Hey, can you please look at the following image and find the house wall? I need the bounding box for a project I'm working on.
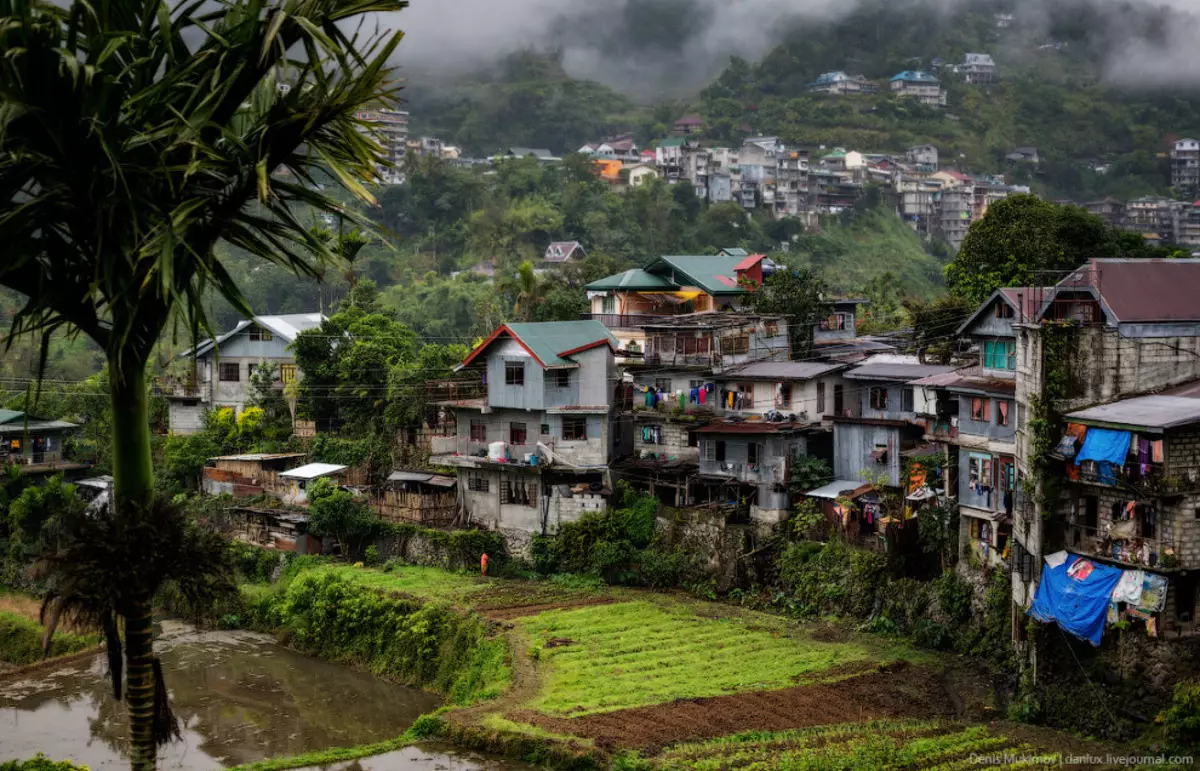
[198,330,297,411]
[1051,326,1200,412]
[450,407,610,467]
[633,418,701,461]
[955,393,1017,443]
[834,422,902,486]
[168,402,206,435]
[487,340,544,410]
[574,346,613,407]
[713,375,846,422]
[542,367,580,408]
[966,303,1020,337]
[858,381,918,423]
[700,434,802,509]
[458,467,544,542]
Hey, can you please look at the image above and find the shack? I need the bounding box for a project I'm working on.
[230,506,321,554]
[202,453,307,498]
[0,409,85,476]
[377,470,458,526]
[279,462,349,505]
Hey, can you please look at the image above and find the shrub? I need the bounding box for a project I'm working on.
[1158,679,1200,752]
[0,756,90,771]
[0,612,97,665]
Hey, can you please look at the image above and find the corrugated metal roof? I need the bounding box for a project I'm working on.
[696,422,812,434]
[806,480,872,499]
[0,409,23,425]
[211,453,307,462]
[184,313,325,358]
[503,321,618,367]
[844,356,956,382]
[909,370,1016,395]
[649,255,746,295]
[280,462,348,480]
[387,470,456,487]
[1055,259,1200,323]
[1065,394,1200,430]
[724,362,845,381]
[0,419,79,433]
[585,269,676,292]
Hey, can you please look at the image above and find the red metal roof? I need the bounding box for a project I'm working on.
[997,287,1052,322]
[734,254,766,271]
[1058,259,1200,323]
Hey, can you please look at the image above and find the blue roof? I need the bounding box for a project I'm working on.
[891,70,939,83]
[812,71,847,85]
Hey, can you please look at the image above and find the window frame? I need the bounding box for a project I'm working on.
[901,386,915,413]
[834,384,844,415]
[653,378,672,392]
[504,361,525,387]
[280,364,297,384]
[470,419,487,443]
[817,381,826,414]
[562,417,588,441]
[510,422,528,446]
[219,362,240,382]
[971,397,991,423]
[552,370,570,388]
[467,475,489,493]
[997,400,1011,427]
[869,386,888,411]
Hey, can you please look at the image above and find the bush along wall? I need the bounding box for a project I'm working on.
[247,569,509,705]
[0,611,99,666]
[372,524,508,574]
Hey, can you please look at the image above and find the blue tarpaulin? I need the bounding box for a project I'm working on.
[1029,554,1124,646]
[1076,428,1131,466]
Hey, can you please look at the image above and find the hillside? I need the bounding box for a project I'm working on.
[409,0,1200,201]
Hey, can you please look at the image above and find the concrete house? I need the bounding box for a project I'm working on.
[165,313,325,435]
[0,410,82,476]
[430,321,620,546]
[696,422,818,524]
[960,53,997,84]
[714,362,850,424]
[906,144,939,172]
[672,114,704,135]
[808,71,878,95]
[1171,138,1200,198]
[889,71,946,106]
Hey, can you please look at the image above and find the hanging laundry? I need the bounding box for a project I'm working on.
[689,388,698,404]
[679,392,686,410]
[1138,437,1151,477]
[1137,573,1169,613]
[645,389,655,408]
[698,387,706,405]
[1111,569,1145,605]
[1151,439,1164,463]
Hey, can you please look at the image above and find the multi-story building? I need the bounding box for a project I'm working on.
[959,53,997,84]
[905,144,939,172]
[1123,196,1174,243]
[1172,200,1200,248]
[1171,138,1200,198]
[1084,197,1126,228]
[164,313,324,434]
[429,321,622,546]
[895,175,938,233]
[936,186,974,250]
[807,71,878,95]
[354,108,409,185]
[889,71,947,107]
[775,150,810,217]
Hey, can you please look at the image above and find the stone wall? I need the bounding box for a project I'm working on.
[633,418,700,462]
[655,507,757,591]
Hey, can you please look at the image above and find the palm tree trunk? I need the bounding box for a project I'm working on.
[109,356,158,771]
[124,603,157,771]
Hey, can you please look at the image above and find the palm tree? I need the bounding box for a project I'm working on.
[502,260,547,321]
[0,0,405,767]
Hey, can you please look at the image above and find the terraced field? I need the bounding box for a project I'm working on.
[517,600,881,717]
[655,720,1065,770]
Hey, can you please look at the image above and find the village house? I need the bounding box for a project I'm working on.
[377,470,458,527]
[542,241,586,266]
[0,409,84,476]
[164,313,324,435]
[578,134,639,163]
[1009,259,1200,649]
[1170,138,1200,198]
[1085,197,1126,228]
[1005,146,1040,165]
[430,321,620,548]
[807,71,878,95]
[819,148,865,172]
[889,71,947,106]
[959,53,997,84]
[905,144,939,172]
[672,114,704,135]
[583,254,766,355]
[492,147,559,164]
[201,452,309,499]
[624,163,660,187]
[279,462,351,505]
[895,175,940,233]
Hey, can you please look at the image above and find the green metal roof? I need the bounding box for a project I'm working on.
[499,321,618,367]
[720,248,749,257]
[658,136,686,148]
[650,255,746,295]
[0,409,22,425]
[584,269,676,292]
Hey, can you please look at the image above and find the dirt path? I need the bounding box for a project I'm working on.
[507,662,953,752]
[479,597,615,621]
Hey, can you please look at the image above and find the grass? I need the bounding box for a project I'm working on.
[318,563,491,604]
[652,720,1064,770]
[0,611,99,666]
[518,600,880,716]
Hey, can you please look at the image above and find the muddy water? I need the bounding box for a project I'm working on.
[0,621,533,770]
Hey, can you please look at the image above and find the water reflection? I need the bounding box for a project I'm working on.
[0,622,526,770]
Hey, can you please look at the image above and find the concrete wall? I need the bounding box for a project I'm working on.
[699,433,801,508]
[450,407,611,467]
[168,402,206,435]
[858,381,918,423]
[633,417,700,461]
[574,345,613,408]
[833,422,902,487]
[1054,327,1200,412]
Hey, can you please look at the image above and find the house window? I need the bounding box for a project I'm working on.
[971,398,991,423]
[562,417,587,441]
[969,517,984,540]
[280,364,297,384]
[983,340,1016,371]
[901,387,915,413]
[1141,507,1157,539]
[869,387,888,411]
[995,302,1014,319]
[724,335,750,355]
[505,361,525,386]
[470,420,487,443]
[834,384,844,415]
[553,370,570,388]
[219,362,240,382]
[968,454,993,489]
[689,380,704,390]
[765,321,780,337]
[997,400,1011,426]
[748,443,760,467]
[654,378,672,392]
[248,327,274,342]
[540,423,550,435]
[687,429,699,448]
[510,422,528,445]
[500,480,536,506]
[819,313,850,331]
[601,295,617,315]
[468,476,489,493]
[779,384,792,408]
[817,382,826,414]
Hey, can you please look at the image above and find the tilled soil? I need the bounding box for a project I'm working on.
[480,597,616,621]
[509,663,954,751]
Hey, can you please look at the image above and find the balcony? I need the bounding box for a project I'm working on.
[157,376,203,399]
[1070,460,1184,494]
[1065,522,1183,570]
[581,313,674,330]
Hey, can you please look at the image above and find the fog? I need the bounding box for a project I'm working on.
[377,0,1200,96]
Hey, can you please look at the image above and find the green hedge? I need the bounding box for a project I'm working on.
[248,569,508,705]
[0,611,98,666]
[0,756,90,771]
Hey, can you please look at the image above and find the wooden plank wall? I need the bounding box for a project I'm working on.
[374,488,457,526]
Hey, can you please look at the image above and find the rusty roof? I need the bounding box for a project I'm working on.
[1055,259,1200,323]
[696,421,816,434]
[909,370,1016,395]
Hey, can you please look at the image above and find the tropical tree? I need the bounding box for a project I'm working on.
[0,0,404,767]
[500,260,549,322]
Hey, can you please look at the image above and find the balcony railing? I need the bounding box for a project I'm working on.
[1065,522,1182,570]
[1071,460,1180,494]
[581,313,674,330]
[156,377,202,399]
